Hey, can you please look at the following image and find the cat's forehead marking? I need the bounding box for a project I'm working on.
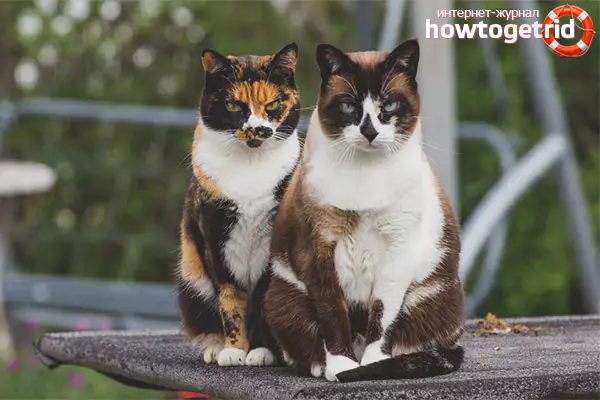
[347,51,386,69]
[230,81,279,106]
[228,79,297,122]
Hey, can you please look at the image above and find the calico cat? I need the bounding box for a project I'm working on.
[263,39,465,382]
[176,43,301,367]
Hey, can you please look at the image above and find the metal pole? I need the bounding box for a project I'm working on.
[0,198,16,359]
[460,134,567,281]
[511,0,600,313]
[378,0,407,52]
[355,0,373,50]
[412,0,459,213]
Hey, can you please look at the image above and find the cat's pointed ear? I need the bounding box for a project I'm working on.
[268,43,298,75]
[201,48,233,76]
[316,44,353,81]
[384,39,419,79]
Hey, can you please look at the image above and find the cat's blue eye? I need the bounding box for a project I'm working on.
[383,101,400,113]
[339,102,356,115]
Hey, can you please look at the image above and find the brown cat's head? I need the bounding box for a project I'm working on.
[315,39,420,155]
[199,43,300,148]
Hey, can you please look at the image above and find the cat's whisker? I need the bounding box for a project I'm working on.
[381,60,403,94]
[421,140,447,153]
[381,74,406,98]
[336,76,359,97]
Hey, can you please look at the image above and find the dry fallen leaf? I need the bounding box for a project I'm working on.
[471,312,542,337]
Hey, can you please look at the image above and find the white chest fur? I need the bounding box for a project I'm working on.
[333,184,430,306]
[306,123,446,306]
[194,123,300,290]
[225,197,274,290]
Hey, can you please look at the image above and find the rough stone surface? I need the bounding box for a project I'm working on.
[33,315,600,400]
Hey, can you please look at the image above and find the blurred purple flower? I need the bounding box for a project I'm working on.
[26,318,40,334]
[68,372,85,388]
[6,357,20,373]
[74,318,91,332]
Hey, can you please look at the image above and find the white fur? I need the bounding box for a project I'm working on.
[305,106,448,367]
[181,276,216,301]
[203,344,224,364]
[244,110,279,134]
[311,362,324,378]
[334,217,386,305]
[305,112,422,211]
[324,347,360,382]
[340,96,397,148]
[272,259,307,293]
[194,122,300,291]
[217,348,247,366]
[361,339,389,366]
[282,350,295,367]
[401,282,444,313]
[246,347,276,366]
[200,334,224,364]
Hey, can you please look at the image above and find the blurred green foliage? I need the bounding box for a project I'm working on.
[0,344,166,399]
[0,0,597,318]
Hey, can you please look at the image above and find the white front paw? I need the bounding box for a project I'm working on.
[245,348,276,367]
[360,342,390,366]
[311,362,324,378]
[324,354,359,382]
[203,343,224,364]
[217,348,247,366]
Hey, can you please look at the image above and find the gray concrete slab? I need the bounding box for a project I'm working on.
[33,315,600,400]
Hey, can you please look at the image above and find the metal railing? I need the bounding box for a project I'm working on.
[0,97,519,333]
[376,0,600,314]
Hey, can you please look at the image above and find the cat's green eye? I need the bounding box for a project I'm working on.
[265,100,281,111]
[339,102,356,115]
[226,102,242,112]
[383,101,400,113]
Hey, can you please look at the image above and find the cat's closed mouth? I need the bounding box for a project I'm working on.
[246,139,264,148]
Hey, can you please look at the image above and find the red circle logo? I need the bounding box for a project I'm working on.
[543,5,595,57]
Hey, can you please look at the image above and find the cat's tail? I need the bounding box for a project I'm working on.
[335,346,464,382]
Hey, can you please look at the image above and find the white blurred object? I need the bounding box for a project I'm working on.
[0,161,56,358]
[0,161,56,196]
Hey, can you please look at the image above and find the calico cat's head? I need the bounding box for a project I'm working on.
[199,43,300,149]
[315,39,420,155]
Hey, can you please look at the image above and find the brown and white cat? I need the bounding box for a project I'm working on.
[263,39,465,382]
[176,44,301,368]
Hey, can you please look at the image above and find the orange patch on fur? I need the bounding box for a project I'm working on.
[179,226,207,280]
[194,167,222,199]
[230,81,279,120]
[219,284,249,351]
